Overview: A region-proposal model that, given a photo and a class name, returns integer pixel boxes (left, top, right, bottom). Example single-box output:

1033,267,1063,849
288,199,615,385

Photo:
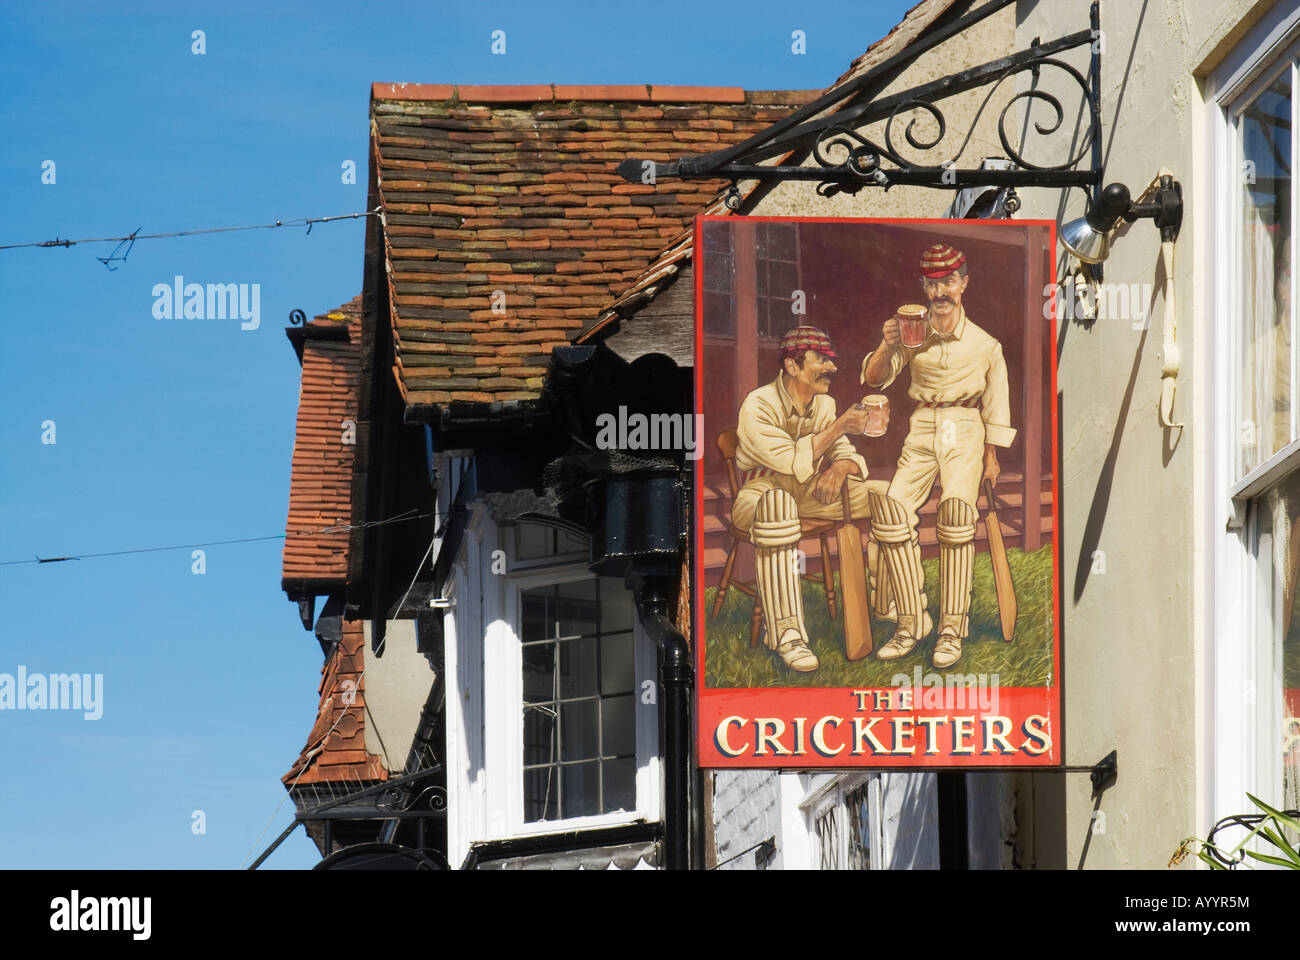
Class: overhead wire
0,209,380,255
0,508,443,567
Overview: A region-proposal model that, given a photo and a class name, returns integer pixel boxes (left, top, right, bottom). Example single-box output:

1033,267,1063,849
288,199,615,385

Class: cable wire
0,209,380,259
0,508,442,567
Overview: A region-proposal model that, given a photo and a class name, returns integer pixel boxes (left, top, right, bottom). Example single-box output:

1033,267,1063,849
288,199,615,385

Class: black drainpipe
631,573,692,871
587,466,691,871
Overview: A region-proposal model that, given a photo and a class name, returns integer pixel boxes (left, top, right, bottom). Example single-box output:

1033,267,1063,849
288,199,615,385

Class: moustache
932,297,954,305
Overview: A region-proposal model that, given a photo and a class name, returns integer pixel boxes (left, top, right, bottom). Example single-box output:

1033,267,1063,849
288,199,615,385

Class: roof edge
371,82,820,105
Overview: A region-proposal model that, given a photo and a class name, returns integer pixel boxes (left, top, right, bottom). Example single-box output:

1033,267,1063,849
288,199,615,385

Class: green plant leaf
1256,825,1300,867
1246,793,1300,833
1197,848,1228,870
1244,848,1300,869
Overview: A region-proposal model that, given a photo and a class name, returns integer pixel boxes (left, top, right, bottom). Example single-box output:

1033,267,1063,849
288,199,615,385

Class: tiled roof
369,83,819,411
578,1,960,345
283,618,388,786
578,200,720,343
281,296,363,587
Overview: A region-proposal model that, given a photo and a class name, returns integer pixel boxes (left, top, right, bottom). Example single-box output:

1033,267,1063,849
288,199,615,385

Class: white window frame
1203,3,1300,839
446,511,661,859
798,772,883,871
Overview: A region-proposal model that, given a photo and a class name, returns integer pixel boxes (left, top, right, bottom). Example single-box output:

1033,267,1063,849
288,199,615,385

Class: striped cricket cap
779,325,836,360
920,243,966,278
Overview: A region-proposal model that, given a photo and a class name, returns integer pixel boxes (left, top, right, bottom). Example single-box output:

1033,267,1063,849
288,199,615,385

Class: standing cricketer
861,244,1017,668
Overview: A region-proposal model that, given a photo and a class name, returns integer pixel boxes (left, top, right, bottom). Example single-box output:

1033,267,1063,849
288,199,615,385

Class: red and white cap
779,325,836,360
920,243,966,278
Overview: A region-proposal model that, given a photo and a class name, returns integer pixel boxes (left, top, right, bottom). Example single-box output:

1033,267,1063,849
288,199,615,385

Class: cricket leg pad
869,491,927,644
937,497,977,639
752,489,807,650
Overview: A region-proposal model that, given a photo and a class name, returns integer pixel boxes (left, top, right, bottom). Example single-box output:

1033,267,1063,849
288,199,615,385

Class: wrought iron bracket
618,0,1103,201
1049,749,1118,795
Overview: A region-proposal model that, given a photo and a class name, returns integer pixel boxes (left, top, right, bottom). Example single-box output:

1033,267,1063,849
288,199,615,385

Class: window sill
1229,435,1300,514
490,810,652,842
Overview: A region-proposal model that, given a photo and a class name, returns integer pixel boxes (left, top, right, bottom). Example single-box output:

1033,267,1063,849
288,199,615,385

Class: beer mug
896,303,929,348
862,395,889,437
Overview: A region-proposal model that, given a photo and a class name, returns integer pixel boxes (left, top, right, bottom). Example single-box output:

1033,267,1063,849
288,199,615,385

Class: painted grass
703,544,1055,689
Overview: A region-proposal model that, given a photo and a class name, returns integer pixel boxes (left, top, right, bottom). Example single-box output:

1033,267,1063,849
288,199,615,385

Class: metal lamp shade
1060,215,1110,263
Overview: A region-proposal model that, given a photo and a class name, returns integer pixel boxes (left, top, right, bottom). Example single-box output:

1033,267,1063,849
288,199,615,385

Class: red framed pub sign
694,216,1062,768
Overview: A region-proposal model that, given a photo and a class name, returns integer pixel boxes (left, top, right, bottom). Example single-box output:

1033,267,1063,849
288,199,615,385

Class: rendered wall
1009,0,1275,868
362,619,438,773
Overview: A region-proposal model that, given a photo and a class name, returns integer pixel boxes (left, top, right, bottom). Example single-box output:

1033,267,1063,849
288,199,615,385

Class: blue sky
0,0,913,869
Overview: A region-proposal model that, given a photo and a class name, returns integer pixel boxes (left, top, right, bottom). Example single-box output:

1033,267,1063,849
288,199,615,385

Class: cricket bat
983,479,1017,642
839,483,874,660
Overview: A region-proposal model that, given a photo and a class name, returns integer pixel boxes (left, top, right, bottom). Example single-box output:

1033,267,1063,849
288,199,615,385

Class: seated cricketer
732,326,888,672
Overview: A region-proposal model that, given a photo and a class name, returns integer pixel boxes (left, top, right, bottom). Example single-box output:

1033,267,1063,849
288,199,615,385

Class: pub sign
694,216,1062,768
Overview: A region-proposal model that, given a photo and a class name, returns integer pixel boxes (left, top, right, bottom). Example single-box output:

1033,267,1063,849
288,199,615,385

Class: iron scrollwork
811,55,1098,194
376,781,447,813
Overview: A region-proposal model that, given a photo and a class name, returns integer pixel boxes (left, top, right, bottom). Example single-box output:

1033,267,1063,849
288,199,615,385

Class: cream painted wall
362,619,438,773
1008,0,1275,869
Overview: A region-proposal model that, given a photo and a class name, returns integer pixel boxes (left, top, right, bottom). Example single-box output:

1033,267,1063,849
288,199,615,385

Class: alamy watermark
0,666,103,719
152,276,260,330
595,406,704,460
50,891,150,940
1046,276,1154,328
890,665,1001,712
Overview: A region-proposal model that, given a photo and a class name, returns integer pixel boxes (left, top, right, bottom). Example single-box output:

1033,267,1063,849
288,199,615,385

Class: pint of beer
896,303,929,348
862,395,889,437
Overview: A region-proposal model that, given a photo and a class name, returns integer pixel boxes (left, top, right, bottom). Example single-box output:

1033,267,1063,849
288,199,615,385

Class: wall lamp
1060,176,1183,263
1061,171,1186,429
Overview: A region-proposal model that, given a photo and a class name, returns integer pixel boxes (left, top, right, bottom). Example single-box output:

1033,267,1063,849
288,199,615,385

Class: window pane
1238,71,1293,476
1260,473,1300,834
703,291,736,336
602,694,635,757
560,699,599,762
556,579,599,638
757,222,796,260
702,223,735,292
524,767,558,821
767,259,799,301
523,705,556,766
522,641,555,703
845,780,874,870
816,808,840,870
515,523,552,560
562,763,601,819
703,222,736,335
520,586,552,643
559,637,598,698
603,758,637,813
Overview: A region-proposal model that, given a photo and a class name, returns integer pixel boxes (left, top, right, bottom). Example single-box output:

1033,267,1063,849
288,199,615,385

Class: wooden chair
711,429,841,648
